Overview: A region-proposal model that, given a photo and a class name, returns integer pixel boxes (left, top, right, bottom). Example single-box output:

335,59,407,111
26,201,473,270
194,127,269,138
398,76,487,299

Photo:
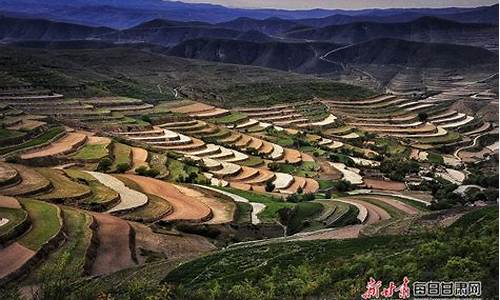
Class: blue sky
178,0,498,9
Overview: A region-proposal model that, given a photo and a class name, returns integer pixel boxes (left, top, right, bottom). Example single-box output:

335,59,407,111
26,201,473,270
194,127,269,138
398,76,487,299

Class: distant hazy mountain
168,38,343,73
0,0,495,28
216,17,300,35
214,5,498,36
0,16,273,46
285,17,498,50
323,38,498,68
297,4,499,28
0,16,114,41
438,4,498,24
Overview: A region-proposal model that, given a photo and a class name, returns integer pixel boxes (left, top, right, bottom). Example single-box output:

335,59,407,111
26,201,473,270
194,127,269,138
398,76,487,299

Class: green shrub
265,181,275,192
380,158,419,181
116,163,131,173
97,158,112,171
135,166,148,176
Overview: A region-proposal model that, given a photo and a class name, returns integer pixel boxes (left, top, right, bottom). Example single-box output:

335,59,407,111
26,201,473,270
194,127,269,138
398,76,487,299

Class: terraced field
0,67,496,299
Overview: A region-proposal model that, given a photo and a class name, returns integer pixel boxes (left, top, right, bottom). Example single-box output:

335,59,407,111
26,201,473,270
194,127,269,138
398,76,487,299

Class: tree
141,115,152,123
135,165,148,176
268,162,280,172
286,193,300,203
145,168,160,178
333,179,354,192
302,193,315,202
417,112,428,122
297,186,303,194
116,163,130,173
265,181,275,192
97,158,112,172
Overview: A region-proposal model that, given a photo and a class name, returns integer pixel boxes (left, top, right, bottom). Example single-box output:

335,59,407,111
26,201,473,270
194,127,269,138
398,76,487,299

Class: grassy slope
110,143,132,171
18,199,62,251
164,207,498,299
26,207,94,283
70,144,109,160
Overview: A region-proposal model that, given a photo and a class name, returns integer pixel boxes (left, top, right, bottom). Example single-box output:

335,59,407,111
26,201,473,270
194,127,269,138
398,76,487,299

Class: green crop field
27,207,94,283
18,199,62,251
71,144,109,160
0,126,65,156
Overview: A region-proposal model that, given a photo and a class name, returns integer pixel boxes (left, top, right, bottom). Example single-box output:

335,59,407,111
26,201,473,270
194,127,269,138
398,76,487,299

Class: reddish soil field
301,152,315,162
129,147,148,171
363,178,406,191
21,132,87,159
0,195,21,208
90,213,136,276
0,243,35,280
121,175,212,222
0,164,51,196
303,178,320,194
367,196,419,215
349,198,391,224
171,103,213,114
176,185,235,224
132,223,215,264
281,149,302,164
0,163,18,184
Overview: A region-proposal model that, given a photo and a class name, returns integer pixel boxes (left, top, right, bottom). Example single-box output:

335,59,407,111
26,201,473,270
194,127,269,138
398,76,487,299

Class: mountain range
284,17,498,51
0,0,497,28
323,38,498,68
167,39,343,73
0,1,497,83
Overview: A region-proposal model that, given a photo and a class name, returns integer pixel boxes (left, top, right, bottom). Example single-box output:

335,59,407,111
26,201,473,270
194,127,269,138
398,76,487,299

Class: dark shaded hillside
0,16,274,46
9,40,170,54
0,15,115,41
286,17,498,50
324,38,498,68
99,19,273,46
439,4,499,25
167,38,343,73
0,46,372,105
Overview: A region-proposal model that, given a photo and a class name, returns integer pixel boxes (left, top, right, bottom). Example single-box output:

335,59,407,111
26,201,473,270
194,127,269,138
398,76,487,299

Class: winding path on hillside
85,171,148,213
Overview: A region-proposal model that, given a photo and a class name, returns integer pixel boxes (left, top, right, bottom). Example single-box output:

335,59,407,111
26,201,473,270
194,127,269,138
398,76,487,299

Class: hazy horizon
177,0,498,10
